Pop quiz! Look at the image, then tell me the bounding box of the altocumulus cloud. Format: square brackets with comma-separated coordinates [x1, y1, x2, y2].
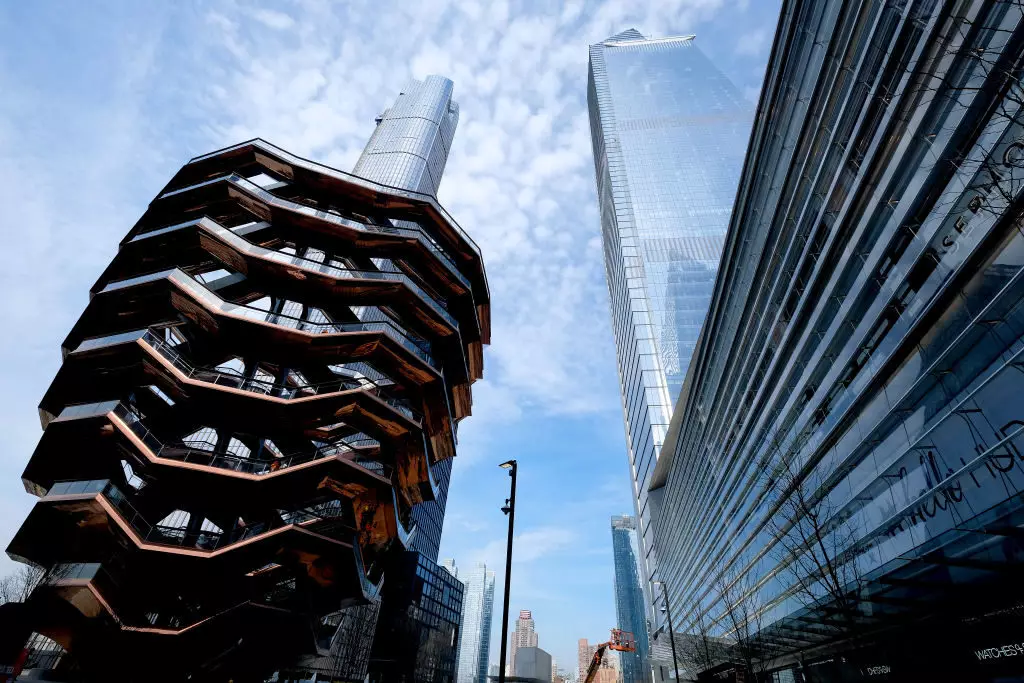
[184, 0, 734, 430]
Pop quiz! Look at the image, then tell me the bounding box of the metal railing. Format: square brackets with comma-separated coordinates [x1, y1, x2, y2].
[96, 268, 439, 369]
[110, 402, 391, 480]
[182, 139, 482, 263]
[169, 271, 439, 369]
[225, 174, 472, 290]
[45, 479, 355, 553]
[128, 215, 459, 328]
[141, 330, 422, 422]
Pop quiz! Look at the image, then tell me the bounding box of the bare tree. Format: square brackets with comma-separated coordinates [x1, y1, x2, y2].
[767, 455, 865, 652]
[676, 603, 733, 681]
[716, 563, 776, 683]
[0, 564, 45, 605]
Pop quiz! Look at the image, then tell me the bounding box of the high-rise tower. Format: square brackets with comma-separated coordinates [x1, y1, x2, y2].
[586, 29, 754, 631]
[5, 128, 489, 678]
[352, 74, 467, 562]
[652, 1, 1024, 680]
[454, 562, 496, 683]
[509, 609, 538, 675]
[353, 75, 459, 198]
[610, 516, 648, 683]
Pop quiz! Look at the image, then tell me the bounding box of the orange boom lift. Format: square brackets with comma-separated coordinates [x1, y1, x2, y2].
[584, 629, 636, 683]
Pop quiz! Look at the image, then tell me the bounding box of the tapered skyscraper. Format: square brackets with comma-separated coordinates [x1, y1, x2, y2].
[353, 75, 459, 198]
[351, 75, 474, 563]
[454, 562, 496, 683]
[611, 516, 648, 683]
[587, 29, 754, 631]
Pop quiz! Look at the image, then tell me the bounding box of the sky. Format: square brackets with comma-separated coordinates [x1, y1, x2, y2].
[0, 0, 778, 672]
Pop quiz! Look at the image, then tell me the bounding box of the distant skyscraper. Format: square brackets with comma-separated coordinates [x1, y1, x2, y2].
[577, 638, 617, 683]
[454, 561, 496, 683]
[353, 74, 459, 197]
[587, 29, 754, 624]
[577, 639, 592, 682]
[611, 516, 648, 682]
[509, 610, 538, 675]
[351, 74, 465, 562]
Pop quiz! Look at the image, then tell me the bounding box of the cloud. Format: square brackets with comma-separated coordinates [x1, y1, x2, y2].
[470, 526, 578, 568]
[735, 26, 770, 56]
[251, 8, 295, 30]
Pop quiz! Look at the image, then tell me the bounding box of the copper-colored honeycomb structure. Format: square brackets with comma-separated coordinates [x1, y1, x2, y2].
[7, 140, 489, 680]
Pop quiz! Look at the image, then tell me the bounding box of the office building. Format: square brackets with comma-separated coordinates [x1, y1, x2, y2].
[586, 29, 755, 633]
[513, 646, 552, 683]
[368, 551, 465, 683]
[509, 610, 539, 675]
[652, 1, 1024, 681]
[4, 84, 489, 680]
[454, 562, 496, 683]
[610, 516, 648, 683]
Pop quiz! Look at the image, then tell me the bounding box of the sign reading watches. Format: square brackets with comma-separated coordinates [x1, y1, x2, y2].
[975, 642, 1024, 661]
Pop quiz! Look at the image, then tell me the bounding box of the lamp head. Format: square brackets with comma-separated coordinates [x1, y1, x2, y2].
[499, 459, 517, 470]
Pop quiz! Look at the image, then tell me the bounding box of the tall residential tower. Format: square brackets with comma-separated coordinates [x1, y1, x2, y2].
[509, 609, 538, 675]
[587, 29, 754, 631]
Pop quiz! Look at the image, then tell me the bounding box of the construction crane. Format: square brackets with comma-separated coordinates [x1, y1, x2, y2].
[584, 629, 636, 683]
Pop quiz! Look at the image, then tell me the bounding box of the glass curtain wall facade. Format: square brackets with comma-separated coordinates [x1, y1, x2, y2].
[587, 29, 754, 627]
[651, 1, 1024, 681]
[611, 516, 649, 683]
[352, 74, 465, 562]
[454, 563, 495, 683]
[352, 75, 460, 199]
[368, 552, 465, 683]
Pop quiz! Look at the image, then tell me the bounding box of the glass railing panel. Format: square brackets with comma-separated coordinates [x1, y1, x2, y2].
[100, 268, 177, 293]
[75, 329, 148, 353]
[51, 563, 102, 581]
[53, 401, 120, 422]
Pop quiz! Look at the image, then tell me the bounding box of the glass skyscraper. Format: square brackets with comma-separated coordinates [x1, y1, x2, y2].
[587, 29, 754, 623]
[453, 561, 496, 683]
[651, 1, 1024, 681]
[611, 516, 649, 683]
[353, 74, 460, 198]
[352, 74, 465, 562]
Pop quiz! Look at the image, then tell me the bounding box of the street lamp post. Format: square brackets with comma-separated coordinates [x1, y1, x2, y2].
[655, 580, 681, 682]
[497, 460, 517, 683]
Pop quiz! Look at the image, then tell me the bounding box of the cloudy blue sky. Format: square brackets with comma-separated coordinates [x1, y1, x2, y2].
[0, 0, 778, 672]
